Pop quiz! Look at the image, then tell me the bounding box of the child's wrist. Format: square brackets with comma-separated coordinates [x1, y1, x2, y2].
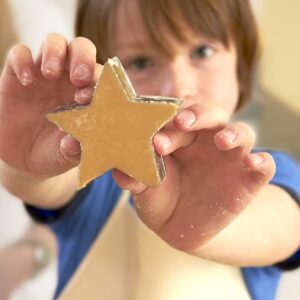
[0, 160, 49, 184]
[0, 160, 78, 208]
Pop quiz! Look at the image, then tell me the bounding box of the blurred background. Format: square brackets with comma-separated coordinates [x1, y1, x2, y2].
[249, 0, 300, 161]
[0, 0, 299, 299]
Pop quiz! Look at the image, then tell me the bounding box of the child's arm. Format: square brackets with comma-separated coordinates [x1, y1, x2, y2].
[113, 104, 300, 266]
[193, 184, 300, 266]
[0, 34, 99, 208]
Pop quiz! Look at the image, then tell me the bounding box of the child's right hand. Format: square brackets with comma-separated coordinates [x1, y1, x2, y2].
[0, 34, 100, 178]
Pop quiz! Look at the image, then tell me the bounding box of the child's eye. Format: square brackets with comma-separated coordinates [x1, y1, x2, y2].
[191, 45, 214, 59]
[127, 57, 154, 71]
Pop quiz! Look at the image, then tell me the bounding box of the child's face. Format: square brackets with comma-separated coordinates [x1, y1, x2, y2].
[111, 0, 239, 115]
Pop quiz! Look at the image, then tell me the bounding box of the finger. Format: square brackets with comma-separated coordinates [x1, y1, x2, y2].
[112, 169, 148, 195]
[74, 86, 95, 105]
[131, 156, 180, 231]
[243, 152, 275, 188]
[4, 44, 36, 86]
[68, 37, 97, 87]
[214, 122, 256, 154]
[112, 156, 179, 231]
[93, 62, 102, 82]
[40, 33, 68, 80]
[74, 63, 102, 104]
[173, 103, 229, 132]
[44, 134, 81, 174]
[153, 128, 195, 156]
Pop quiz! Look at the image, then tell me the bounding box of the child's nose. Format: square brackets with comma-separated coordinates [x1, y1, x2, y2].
[158, 60, 198, 102]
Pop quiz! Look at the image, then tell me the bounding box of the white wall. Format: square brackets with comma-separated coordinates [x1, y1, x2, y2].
[9, 0, 76, 55]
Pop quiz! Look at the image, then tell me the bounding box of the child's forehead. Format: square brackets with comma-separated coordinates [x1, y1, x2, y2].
[112, 0, 213, 53]
[114, 0, 150, 41]
[111, 0, 231, 53]
[114, 0, 169, 36]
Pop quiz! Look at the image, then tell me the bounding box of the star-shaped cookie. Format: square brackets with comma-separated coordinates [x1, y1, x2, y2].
[48, 57, 182, 189]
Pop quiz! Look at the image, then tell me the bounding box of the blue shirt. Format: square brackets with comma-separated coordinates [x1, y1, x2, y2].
[27, 151, 300, 300]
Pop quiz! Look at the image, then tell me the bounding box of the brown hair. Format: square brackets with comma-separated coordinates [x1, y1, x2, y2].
[76, 0, 259, 109]
[0, 0, 18, 70]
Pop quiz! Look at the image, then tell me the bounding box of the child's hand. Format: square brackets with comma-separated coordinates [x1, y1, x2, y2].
[0, 34, 100, 177]
[113, 103, 275, 252]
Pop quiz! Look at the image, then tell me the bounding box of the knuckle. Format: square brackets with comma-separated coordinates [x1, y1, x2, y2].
[73, 36, 90, 43]
[43, 35, 67, 58]
[261, 152, 275, 166]
[189, 102, 208, 118]
[9, 44, 28, 57]
[235, 122, 255, 140]
[69, 37, 97, 64]
[45, 33, 66, 43]
[7, 44, 31, 67]
[72, 36, 96, 51]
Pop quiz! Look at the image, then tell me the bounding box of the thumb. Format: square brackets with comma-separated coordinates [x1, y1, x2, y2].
[36, 132, 81, 176]
[59, 134, 81, 166]
[60, 134, 81, 158]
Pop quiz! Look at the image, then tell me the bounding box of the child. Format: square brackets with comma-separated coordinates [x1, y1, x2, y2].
[0, 0, 299, 299]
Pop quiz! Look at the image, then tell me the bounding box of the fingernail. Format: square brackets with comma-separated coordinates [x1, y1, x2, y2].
[177, 110, 196, 128]
[80, 86, 94, 98]
[75, 86, 94, 104]
[44, 57, 61, 75]
[155, 134, 171, 152]
[252, 153, 264, 165]
[222, 128, 236, 144]
[21, 68, 34, 86]
[73, 64, 91, 81]
[60, 135, 81, 156]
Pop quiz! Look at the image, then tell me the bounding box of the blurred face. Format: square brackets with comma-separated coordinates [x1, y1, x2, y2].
[111, 0, 239, 115]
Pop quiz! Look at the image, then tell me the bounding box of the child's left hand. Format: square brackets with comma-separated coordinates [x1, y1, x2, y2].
[113, 102, 275, 252]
